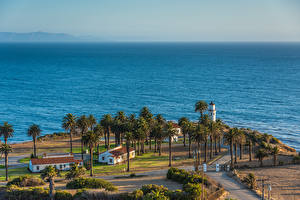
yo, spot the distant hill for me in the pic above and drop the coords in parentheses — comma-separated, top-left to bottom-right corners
(0, 32, 81, 42)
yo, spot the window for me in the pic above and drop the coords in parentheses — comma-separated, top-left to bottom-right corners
(36, 166, 39, 171)
(64, 164, 66, 168)
(60, 165, 63, 169)
(102, 157, 105, 160)
(109, 158, 113, 163)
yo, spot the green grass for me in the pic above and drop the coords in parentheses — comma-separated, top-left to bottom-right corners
(62, 144, 117, 154)
(18, 157, 31, 164)
(0, 167, 38, 181)
(92, 152, 187, 175)
(0, 165, 4, 169)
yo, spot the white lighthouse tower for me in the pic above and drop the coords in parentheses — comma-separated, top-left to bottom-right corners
(208, 101, 216, 122)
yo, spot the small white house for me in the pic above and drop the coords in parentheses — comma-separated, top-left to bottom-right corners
(29, 153, 83, 173)
(163, 122, 181, 142)
(98, 146, 135, 165)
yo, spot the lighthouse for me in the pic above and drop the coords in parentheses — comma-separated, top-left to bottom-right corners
(208, 101, 216, 122)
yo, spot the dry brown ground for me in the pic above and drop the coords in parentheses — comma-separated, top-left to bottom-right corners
(238, 165, 300, 200)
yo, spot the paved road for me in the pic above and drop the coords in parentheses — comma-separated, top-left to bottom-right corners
(207, 153, 260, 200)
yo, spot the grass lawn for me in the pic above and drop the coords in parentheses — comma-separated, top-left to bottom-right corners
(92, 152, 193, 175)
(0, 167, 38, 181)
(18, 157, 31, 164)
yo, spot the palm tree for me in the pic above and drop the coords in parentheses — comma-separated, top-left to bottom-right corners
(87, 114, 97, 131)
(271, 146, 279, 166)
(0, 144, 12, 181)
(0, 122, 14, 144)
(27, 124, 41, 158)
(139, 107, 154, 150)
(165, 121, 177, 167)
(187, 122, 195, 158)
(256, 148, 268, 167)
(154, 114, 166, 153)
(93, 123, 104, 154)
(238, 129, 246, 160)
(178, 117, 189, 147)
(77, 115, 89, 160)
(192, 124, 206, 171)
(135, 117, 148, 154)
(82, 130, 101, 176)
(224, 127, 239, 167)
(245, 129, 255, 162)
(113, 111, 127, 145)
(216, 119, 225, 153)
(62, 113, 77, 153)
(41, 166, 57, 200)
(195, 100, 208, 122)
(100, 114, 113, 150)
(124, 131, 133, 172)
(209, 121, 220, 159)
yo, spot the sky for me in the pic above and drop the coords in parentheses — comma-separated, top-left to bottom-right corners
(0, 0, 300, 41)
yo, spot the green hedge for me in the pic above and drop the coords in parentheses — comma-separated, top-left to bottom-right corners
(5, 185, 49, 200)
(54, 190, 73, 200)
(167, 167, 208, 186)
(7, 175, 45, 187)
(66, 177, 117, 191)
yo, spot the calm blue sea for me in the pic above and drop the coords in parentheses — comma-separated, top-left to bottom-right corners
(0, 42, 299, 150)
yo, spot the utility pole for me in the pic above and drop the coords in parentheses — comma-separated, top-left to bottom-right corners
(262, 179, 264, 200)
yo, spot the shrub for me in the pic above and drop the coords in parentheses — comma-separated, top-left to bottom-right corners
(7, 175, 45, 187)
(143, 191, 169, 200)
(242, 173, 257, 189)
(279, 161, 284, 165)
(292, 155, 300, 164)
(66, 177, 117, 191)
(73, 190, 125, 200)
(129, 189, 144, 200)
(141, 184, 169, 196)
(183, 182, 203, 200)
(54, 190, 73, 200)
(130, 173, 136, 178)
(66, 164, 86, 180)
(5, 185, 49, 200)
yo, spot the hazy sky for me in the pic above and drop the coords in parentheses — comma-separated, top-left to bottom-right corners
(1, 0, 300, 41)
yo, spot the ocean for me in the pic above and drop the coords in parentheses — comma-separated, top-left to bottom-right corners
(0, 42, 299, 151)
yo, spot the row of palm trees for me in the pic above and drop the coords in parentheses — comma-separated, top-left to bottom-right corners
(224, 127, 280, 167)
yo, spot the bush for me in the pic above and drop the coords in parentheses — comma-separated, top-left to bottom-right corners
(183, 183, 202, 200)
(73, 190, 125, 200)
(242, 173, 257, 189)
(66, 178, 117, 191)
(292, 155, 300, 164)
(129, 189, 144, 200)
(141, 184, 169, 196)
(54, 190, 73, 200)
(5, 185, 49, 200)
(130, 173, 136, 178)
(66, 164, 86, 180)
(7, 175, 45, 187)
(167, 168, 208, 186)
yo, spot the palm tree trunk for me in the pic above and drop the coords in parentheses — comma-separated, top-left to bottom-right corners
(149, 136, 152, 151)
(154, 139, 157, 153)
(260, 158, 263, 167)
(188, 135, 192, 158)
(168, 136, 172, 167)
(214, 139, 217, 155)
(33, 138, 37, 158)
(141, 140, 145, 154)
(204, 142, 207, 163)
(137, 140, 140, 155)
(104, 131, 107, 148)
(183, 132, 186, 147)
(218, 137, 221, 153)
(69, 130, 73, 153)
(234, 143, 237, 164)
(49, 178, 55, 200)
(5, 152, 8, 181)
(239, 143, 243, 160)
(90, 148, 93, 176)
(209, 136, 213, 159)
(230, 141, 233, 167)
(81, 131, 84, 160)
(158, 140, 162, 156)
(249, 142, 252, 162)
(126, 141, 130, 172)
(107, 128, 110, 150)
(274, 154, 277, 166)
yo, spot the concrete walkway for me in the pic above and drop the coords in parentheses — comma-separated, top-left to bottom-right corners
(207, 153, 260, 200)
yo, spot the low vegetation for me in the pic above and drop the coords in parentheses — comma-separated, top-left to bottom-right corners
(7, 175, 45, 187)
(66, 177, 118, 191)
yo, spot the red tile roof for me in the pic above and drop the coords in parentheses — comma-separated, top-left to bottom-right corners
(172, 123, 180, 128)
(110, 146, 135, 158)
(30, 156, 82, 165)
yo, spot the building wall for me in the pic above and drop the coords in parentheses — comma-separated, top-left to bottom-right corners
(29, 161, 83, 173)
(100, 150, 135, 165)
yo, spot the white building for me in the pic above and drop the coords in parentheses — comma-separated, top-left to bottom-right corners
(29, 153, 83, 173)
(208, 101, 216, 122)
(98, 146, 135, 165)
(163, 122, 180, 142)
